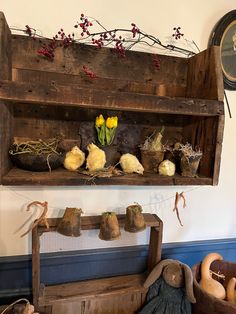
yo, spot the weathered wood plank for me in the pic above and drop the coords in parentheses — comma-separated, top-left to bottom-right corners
(12, 68, 186, 98)
(51, 292, 143, 314)
(2, 167, 213, 186)
(39, 273, 147, 305)
(39, 306, 52, 314)
(11, 35, 188, 85)
(32, 225, 40, 311)
(0, 12, 12, 80)
(0, 80, 224, 116)
(0, 102, 13, 183)
(186, 46, 224, 101)
(83, 292, 143, 314)
(212, 115, 225, 185)
(147, 225, 163, 272)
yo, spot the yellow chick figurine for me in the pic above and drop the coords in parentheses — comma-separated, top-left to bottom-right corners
(63, 146, 85, 171)
(119, 153, 144, 174)
(86, 143, 106, 171)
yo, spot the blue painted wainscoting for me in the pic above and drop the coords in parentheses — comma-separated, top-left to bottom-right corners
(1, 238, 236, 305)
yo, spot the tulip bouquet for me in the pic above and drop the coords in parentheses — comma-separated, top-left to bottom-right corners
(95, 114, 118, 146)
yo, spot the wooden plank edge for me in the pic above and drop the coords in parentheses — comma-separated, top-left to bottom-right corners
(212, 115, 225, 185)
(2, 169, 213, 186)
(0, 12, 12, 80)
(211, 46, 224, 102)
(0, 80, 224, 116)
(38, 273, 147, 306)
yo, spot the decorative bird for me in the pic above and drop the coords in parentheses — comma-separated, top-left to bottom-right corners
(86, 143, 106, 171)
(63, 146, 85, 171)
(119, 153, 144, 174)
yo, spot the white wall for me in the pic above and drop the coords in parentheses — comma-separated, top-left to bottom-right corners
(1, 0, 236, 256)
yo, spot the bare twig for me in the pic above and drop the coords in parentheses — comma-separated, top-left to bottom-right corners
(20, 201, 49, 237)
(210, 270, 225, 280)
(173, 192, 187, 226)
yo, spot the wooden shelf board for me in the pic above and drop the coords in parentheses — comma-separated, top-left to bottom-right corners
(2, 167, 213, 186)
(39, 273, 147, 306)
(0, 80, 224, 116)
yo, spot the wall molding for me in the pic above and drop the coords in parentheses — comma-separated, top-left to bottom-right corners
(1, 238, 236, 305)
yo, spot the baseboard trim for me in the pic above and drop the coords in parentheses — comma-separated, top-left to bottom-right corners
(1, 238, 236, 305)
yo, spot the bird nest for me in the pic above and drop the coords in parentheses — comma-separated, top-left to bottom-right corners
(9, 138, 65, 171)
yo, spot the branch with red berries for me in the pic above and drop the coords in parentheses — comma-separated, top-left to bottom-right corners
(11, 13, 197, 62)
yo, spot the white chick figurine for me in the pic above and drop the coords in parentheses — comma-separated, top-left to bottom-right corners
(119, 153, 144, 174)
(86, 143, 106, 171)
(63, 146, 85, 171)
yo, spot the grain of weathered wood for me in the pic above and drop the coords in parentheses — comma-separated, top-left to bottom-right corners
(0, 12, 12, 80)
(32, 225, 40, 310)
(51, 292, 144, 314)
(212, 115, 225, 185)
(2, 167, 213, 186)
(11, 35, 188, 85)
(40, 273, 146, 305)
(186, 46, 224, 101)
(12, 68, 187, 98)
(147, 225, 163, 272)
(0, 102, 13, 183)
(0, 80, 224, 115)
(39, 306, 52, 314)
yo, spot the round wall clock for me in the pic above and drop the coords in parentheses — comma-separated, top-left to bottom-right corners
(209, 10, 236, 90)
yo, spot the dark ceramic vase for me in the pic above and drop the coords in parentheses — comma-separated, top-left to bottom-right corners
(100, 145, 121, 167)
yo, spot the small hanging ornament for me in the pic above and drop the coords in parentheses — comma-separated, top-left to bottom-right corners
(99, 212, 121, 241)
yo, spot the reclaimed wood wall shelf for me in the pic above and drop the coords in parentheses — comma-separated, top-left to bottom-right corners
(33, 213, 163, 313)
(0, 11, 225, 186)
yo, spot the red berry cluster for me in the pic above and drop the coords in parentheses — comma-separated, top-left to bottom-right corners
(114, 36, 125, 57)
(37, 28, 74, 61)
(92, 31, 115, 48)
(37, 40, 57, 61)
(131, 23, 139, 38)
(172, 27, 184, 40)
(92, 36, 104, 48)
(74, 13, 93, 36)
(54, 29, 74, 48)
(153, 54, 161, 70)
(82, 65, 97, 79)
(25, 25, 35, 39)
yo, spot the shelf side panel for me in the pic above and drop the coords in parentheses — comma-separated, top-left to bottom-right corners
(212, 115, 225, 185)
(0, 12, 12, 80)
(186, 46, 224, 101)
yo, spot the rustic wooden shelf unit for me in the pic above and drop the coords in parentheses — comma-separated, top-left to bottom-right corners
(33, 213, 163, 314)
(0, 12, 225, 186)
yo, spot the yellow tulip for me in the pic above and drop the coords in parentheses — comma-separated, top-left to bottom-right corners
(106, 116, 118, 129)
(95, 114, 105, 127)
